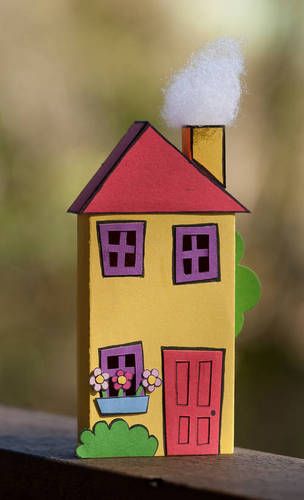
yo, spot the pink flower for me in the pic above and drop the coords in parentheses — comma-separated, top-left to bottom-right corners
(89, 368, 110, 392)
(142, 368, 162, 393)
(112, 369, 133, 391)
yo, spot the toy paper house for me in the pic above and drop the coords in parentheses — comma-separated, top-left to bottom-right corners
(68, 122, 248, 457)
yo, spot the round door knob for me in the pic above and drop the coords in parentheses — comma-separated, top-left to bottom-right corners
(211, 410, 216, 416)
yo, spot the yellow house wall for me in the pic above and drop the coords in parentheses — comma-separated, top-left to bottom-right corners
(77, 213, 235, 455)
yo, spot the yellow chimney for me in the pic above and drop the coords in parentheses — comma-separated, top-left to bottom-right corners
(182, 126, 226, 186)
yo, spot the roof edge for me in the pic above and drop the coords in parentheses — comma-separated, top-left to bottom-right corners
(67, 121, 150, 214)
(146, 123, 249, 213)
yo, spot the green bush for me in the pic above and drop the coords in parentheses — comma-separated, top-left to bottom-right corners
(235, 231, 261, 336)
(76, 418, 158, 458)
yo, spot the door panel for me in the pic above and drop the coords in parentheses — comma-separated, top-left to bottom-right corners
(163, 348, 224, 455)
(178, 416, 190, 444)
(197, 417, 210, 445)
(197, 361, 212, 406)
(176, 361, 190, 405)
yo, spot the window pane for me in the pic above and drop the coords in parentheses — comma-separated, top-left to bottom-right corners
(197, 234, 209, 249)
(199, 256, 209, 272)
(182, 234, 192, 251)
(125, 354, 136, 367)
(107, 356, 119, 369)
(183, 258, 192, 275)
(109, 252, 118, 267)
(126, 231, 136, 246)
(125, 252, 136, 267)
(108, 231, 120, 244)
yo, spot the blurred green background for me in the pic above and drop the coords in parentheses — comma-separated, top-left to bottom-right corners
(0, 0, 303, 458)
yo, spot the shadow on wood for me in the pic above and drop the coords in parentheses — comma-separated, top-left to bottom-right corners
(0, 405, 303, 499)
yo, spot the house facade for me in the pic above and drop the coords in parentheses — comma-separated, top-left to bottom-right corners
(69, 122, 248, 456)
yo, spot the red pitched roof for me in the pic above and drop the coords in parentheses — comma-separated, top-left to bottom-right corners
(68, 121, 248, 214)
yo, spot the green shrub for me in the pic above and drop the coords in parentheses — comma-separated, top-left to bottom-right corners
(235, 231, 261, 336)
(76, 418, 158, 458)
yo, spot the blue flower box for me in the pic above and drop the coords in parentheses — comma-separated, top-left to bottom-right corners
(96, 396, 149, 415)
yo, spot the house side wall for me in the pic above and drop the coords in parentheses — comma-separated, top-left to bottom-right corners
(77, 215, 90, 431)
(83, 214, 235, 455)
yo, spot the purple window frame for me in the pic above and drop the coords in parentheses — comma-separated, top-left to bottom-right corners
(97, 221, 146, 277)
(99, 342, 144, 397)
(173, 224, 220, 284)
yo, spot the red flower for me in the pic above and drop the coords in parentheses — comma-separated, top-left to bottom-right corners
(112, 370, 133, 391)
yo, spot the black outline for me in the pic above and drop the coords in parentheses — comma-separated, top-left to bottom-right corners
(218, 348, 226, 454)
(172, 223, 221, 286)
(69, 121, 249, 215)
(80, 210, 248, 215)
(161, 346, 225, 456)
(96, 220, 146, 278)
(161, 348, 167, 455)
(98, 340, 144, 352)
(222, 127, 226, 187)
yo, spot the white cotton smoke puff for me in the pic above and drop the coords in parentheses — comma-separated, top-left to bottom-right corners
(162, 38, 245, 127)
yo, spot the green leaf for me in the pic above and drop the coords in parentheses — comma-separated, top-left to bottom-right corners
(94, 420, 109, 438)
(235, 232, 261, 337)
(79, 429, 94, 444)
(235, 311, 244, 337)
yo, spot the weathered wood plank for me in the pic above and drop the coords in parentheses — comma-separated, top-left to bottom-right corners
(0, 405, 303, 499)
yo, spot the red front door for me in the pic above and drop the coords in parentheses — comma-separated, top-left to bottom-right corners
(162, 348, 224, 456)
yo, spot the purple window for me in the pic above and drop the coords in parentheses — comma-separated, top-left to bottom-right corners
(173, 224, 220, 284)
(97, 221, 146, 277)
(99, 342, 144, 397)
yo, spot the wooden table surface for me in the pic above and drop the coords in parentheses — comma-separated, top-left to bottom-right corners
(0, 405, 303, 499)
